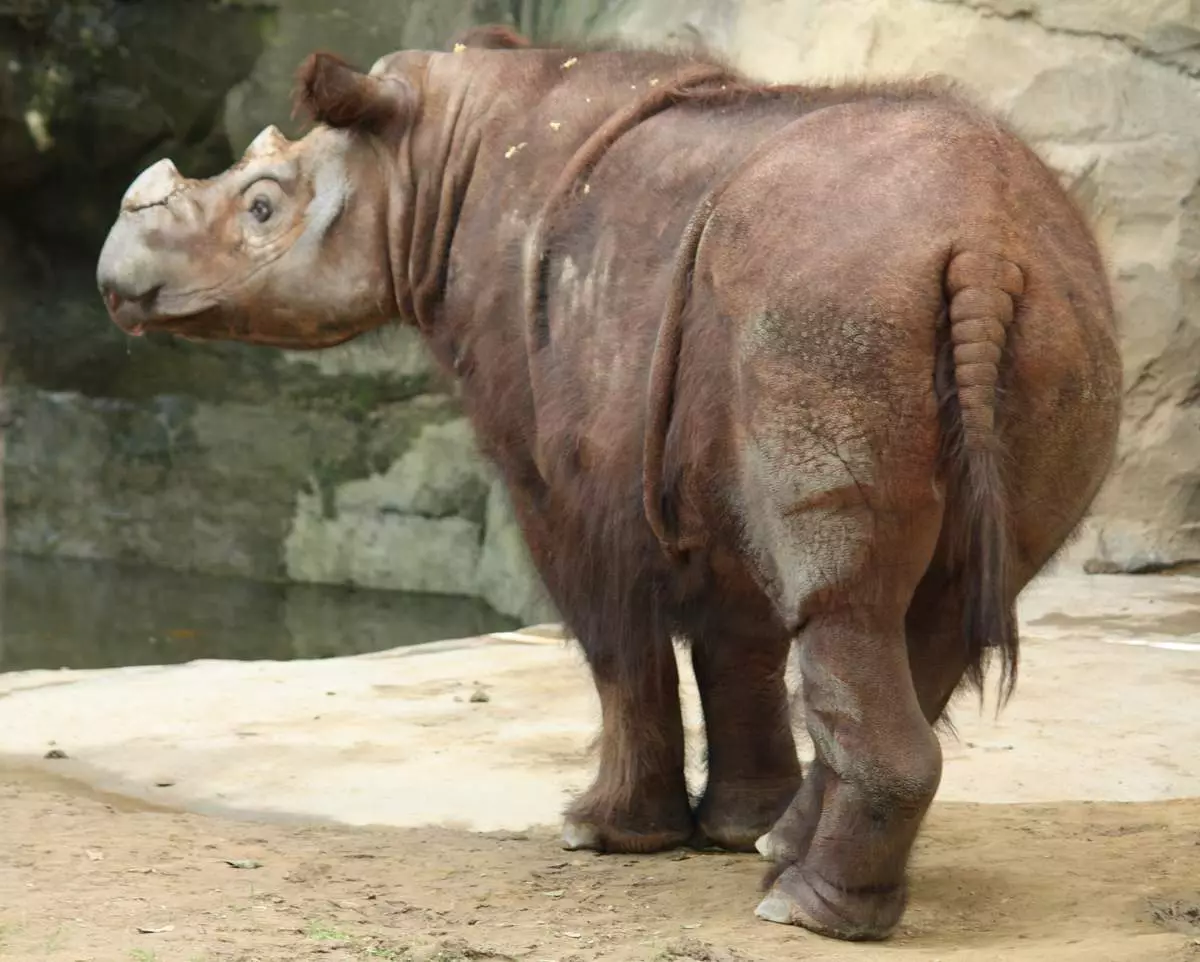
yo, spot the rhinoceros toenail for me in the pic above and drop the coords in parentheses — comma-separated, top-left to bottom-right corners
(755, 894, 795, 925)
(561, 821, 600, 851)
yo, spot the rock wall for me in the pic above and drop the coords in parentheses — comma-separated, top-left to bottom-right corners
(2, 1, 1197, 631)
(0, 0, 562, 626)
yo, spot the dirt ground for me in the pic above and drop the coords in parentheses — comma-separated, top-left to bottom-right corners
(2, 573, 1198, 961)
(3, 770, 1199, 962)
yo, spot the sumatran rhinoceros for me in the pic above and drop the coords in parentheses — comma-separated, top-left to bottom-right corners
(95, 26, 1123, 941)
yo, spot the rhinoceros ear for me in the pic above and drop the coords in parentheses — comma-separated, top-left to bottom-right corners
(293, 50, 417, 134)
(448, 24, 532, 50)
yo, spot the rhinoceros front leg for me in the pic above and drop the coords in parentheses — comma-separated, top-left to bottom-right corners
(562, 644, 694, 853)
(690, 628, 803, 852)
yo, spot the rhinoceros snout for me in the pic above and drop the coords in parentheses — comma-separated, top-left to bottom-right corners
(97, 156, 190, 316)
(96, 215, 168, 332)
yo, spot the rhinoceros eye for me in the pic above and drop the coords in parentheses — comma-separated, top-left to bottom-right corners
(249, 195, 273, 223)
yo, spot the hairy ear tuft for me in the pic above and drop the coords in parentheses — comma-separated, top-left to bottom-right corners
(448, 24, 532, 50)
(293, 50, 416, 132)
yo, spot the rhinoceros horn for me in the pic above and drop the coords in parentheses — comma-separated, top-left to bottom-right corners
(244, 124, 290, 160)
(120, 157, 184, 212)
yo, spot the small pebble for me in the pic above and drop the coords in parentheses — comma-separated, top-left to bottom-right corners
(44, 748, 69, 760)
(470, 687, 490, 703)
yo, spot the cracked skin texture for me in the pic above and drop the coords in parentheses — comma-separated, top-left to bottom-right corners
(94, 27, 1123, 942)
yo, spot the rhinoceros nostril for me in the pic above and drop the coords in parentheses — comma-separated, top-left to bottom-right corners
(136, 284, 162, 309)
(99, 280, 161, 317)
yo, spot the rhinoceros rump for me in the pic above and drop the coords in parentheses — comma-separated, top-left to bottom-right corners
(95, 29, 1123, 942)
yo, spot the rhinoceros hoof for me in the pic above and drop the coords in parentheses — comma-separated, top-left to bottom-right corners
(754, 832, 777, 859)
(560, 816, 692, 854)
(561, 820, 602, 851)
(692, 777, 802, 854)
(692, 816, 780, 854)
(753, 829, 810, 865)
(754, 863, 905, 942)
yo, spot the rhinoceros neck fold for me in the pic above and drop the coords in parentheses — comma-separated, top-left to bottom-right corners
(398, 83, 482, 333)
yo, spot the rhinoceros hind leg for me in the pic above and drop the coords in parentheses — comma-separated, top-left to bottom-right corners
(755, 601, 941, 942)
(689, 627, 803, 852)
(561, 645, 694, 853)
(905, 569, 987, 726)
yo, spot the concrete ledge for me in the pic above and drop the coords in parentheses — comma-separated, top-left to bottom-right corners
(0, 573, 1196, 833)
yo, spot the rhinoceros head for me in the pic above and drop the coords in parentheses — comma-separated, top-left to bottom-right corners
(96, 53, 419, 349)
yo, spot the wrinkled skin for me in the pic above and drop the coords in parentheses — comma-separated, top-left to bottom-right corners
(96, 31, 1123, 943)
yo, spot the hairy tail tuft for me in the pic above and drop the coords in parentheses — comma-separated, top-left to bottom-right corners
(942, 250, 1024, 703)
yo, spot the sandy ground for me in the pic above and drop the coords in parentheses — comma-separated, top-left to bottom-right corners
(0, 572, 1198, 961)
(2, 772, 1199, 962)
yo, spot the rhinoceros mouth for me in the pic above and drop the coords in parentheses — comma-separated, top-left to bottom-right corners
(103, 281, 224, 337)
(114, 305, 366, 350)
(106, 296, 219, 340)
(126, 314, 212, 338)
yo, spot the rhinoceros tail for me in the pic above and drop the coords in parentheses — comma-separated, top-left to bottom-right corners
(941, 250, 1024, 703)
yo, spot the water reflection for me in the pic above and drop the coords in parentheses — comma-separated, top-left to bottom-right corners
(0, 554, 518, 672)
